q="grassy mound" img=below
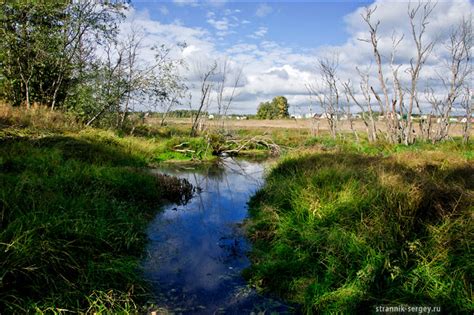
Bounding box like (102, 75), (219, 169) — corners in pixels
(0, 128), (194, 313)
(245, 148), (473, 313)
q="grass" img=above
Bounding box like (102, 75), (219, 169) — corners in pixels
(0, 127), (197, 313)
(1, 103), (472, 312)
(245, 144), (473, 313)
(0, 104), (203, 312)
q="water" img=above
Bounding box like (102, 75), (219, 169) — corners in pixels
(143, 158), (293, 314)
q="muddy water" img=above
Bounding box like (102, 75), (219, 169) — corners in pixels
(143, 158), (293, 314)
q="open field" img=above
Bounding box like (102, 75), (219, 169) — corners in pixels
(152, 117), (468, 137)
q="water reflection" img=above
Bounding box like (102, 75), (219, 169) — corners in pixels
(143, 158), (291, 314)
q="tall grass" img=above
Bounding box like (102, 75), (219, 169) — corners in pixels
(245, 148), (473, 313)
(0, 108), (196, 312)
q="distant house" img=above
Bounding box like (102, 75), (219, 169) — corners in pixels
(208, 114), (215, 120)
(449, 117), (459, 123)
(460, 117), (468, 123)
(291, 114), (303, 119)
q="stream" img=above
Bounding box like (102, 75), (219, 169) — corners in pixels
(143, 158), (293, 314)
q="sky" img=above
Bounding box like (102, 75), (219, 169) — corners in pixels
(122, 0), (473, 114)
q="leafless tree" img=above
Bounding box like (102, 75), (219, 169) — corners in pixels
(342, 86), (359, 142)
(190, 61), (217, 137)
(343, 66), (377, 142)
(361, 6), (394, 141)
(461, 86), (471, 144)
(360, 2), (436, 144)
(389, 32), (405, 142)
(215, 58), (243, 132)
(403, 1), (436, 145)
(313, 54), (341, 139)
(432, 17), (472, 143)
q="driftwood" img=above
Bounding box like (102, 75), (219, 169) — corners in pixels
(220, 136), (280, 156)
(172, 136), (281, 156)
(172, 142), (196, 153)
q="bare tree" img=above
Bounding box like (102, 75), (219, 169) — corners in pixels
(403, 1), (436, 145)
(215, 58), (243, 132)
(433, 17), (472, 143)
(314, 54), (341, 139)
(191, 62), (217, 137)
(342, 86), (359, 142)
(389, 32), (405, 142)
(461, 86), (472, 144)
(343, 66), (378, 142)
(361, 6), (394, 141)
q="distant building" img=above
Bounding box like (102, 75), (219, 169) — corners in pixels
(320, 113), (332, 119)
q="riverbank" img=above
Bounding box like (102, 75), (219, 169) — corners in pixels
(245, 144), (473, 313)
(0, 126), (200, 312)
(0, 104), (284, 312)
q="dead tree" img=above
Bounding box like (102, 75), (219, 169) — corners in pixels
(343, 66), (378, 142)
(404, 1), (436, 145)
(461, 86), (471, 144)
(361, 6), (396, 142)
(215, 58), (243, 132)
(190, 62), (217, 137)
(316, 55), (341, 139)
(433, 17), (472, 143)
(389, 32), (405, 142)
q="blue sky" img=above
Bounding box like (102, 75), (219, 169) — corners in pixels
(124, 0), (472, 114)
(132, 1), (372, 49)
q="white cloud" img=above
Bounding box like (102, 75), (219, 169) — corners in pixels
(248, 26), (267, 39)
(159, 6), (169, 16)
(256, 3), (272, 18)
(172, 0), (199, 6)
(120, 1), (473, 114)
(207, 18), (229, 31)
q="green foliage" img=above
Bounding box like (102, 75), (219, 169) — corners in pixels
(0, 127), (194, 313)
(256, 96), (290, 119)
(246, 150), (473, 313)
(0, 1), (126, 108)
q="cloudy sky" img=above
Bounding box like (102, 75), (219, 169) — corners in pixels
(124, 0), (472, 114)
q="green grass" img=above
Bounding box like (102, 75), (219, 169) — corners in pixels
(0, 127), (194, 313)
(245, 146), (473, 313)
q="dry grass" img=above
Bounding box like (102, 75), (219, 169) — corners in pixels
(150, 117), (468, 137)
(0, 102), (82, 131)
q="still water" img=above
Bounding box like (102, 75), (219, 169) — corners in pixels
(143, 158), (292, 314)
